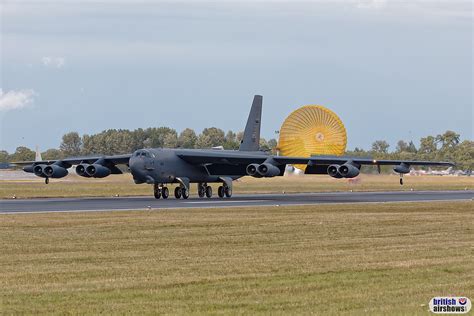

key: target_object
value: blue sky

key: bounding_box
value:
[1,0,472,152]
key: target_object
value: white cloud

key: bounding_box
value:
[0,89,36,112]
[42,56,66,68]
[356,0,387,9]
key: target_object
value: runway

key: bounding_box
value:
[0,190,472,214]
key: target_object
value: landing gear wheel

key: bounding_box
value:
[182,188,189,199]
[45,177,49,184]
[162,187,169,199]
[174,187,182,199]
[154,189,161,199]
[205,186,213,198]
[218,186,225,198]
[224,186,232,198]
[198,184,205,198]
[400,178,404,185]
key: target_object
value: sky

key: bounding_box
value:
[1,0,472,153]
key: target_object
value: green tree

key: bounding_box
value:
[163,132,178,148]
[197,127,225,148]
[0,150,9,163]
[396,140,408,153]
[10,146,35,161]
[178,128,198,148]
[60,132,82,156]
[42,148,63,160]
[436,131,460,150]
[223,130,239,150]
[371,140,390,154]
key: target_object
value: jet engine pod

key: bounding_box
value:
[43,165,69,178]
[23,165,34,173]
[338,163,360,178]
[394,163,410,174]
[33,164,47,177]
[257,163,280,177]
[327,164,343,178]
[246,163,262,177]
[86,164,111,178]
[76,164,91,177]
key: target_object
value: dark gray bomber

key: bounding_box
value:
[16,95,454,200]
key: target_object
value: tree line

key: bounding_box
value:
[2,128,472,170]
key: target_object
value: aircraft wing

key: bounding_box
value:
[11,154,132,167]
[273,156,455,167]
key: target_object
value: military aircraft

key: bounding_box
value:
[15,95,454,199]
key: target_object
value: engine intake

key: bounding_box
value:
[257,163,280,177]
[338,163,360,178]
[33,164,48,177]
[246,164,261,177]
[43,164,68,178]
[327,164,342,178]
[76,164,91,177]
[86,164,111,178]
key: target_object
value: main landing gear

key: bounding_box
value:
[45,177,49,184]
[174,186,189,199]
[153,183,169,199]
[217,185,232,198]
[197,183,213,198]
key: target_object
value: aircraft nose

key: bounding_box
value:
[129,156,147,183]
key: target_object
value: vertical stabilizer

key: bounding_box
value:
[239,95,262,151]
[35,146,42,161]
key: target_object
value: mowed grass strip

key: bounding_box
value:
[1,174,472,199]
[1,202,472,315]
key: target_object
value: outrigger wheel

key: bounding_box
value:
[278,105,347,171]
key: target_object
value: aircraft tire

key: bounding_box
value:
[205,186,213,198]
[224,187,232,198]
[198,185,205,198]
[218,186,225,198]
[182,188,189,199]
[162,187,169,199]
[174,187,182,199]
[45,177,49,184]
[154,190,161,199]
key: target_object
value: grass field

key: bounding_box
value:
[1,201,472,315]
[1,173,472,199]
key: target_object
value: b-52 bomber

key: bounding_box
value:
[16,95,454,199]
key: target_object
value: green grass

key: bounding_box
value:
[1,201,473,315]
[1,174,472,199]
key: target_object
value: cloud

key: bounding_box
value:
[356,0,387,9]
[0,89,36,112]
[42,56,66,68]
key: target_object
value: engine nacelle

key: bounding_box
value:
[327,164,343,178]
[43,164,68,178]
[257,163,280,177]
[23,165,34,173]
[33,164,48,178]
[86,164,111,178]
[338,163,360,178]
[394,163,410,174]
[246,164,261,177]
[76,164,91,177]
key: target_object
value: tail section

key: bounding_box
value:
[239,95,262,151]
[35,145,43,161]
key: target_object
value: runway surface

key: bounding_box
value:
[1,190,472,214]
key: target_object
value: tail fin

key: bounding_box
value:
[35,145,43,161]
[239,95,262,151]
